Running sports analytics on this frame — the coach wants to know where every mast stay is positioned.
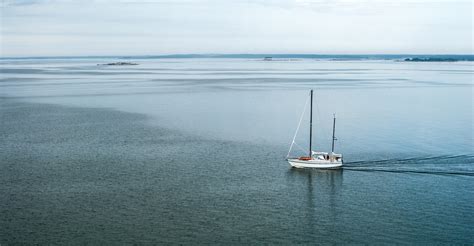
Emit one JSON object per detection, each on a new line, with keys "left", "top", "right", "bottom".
{"left": 309, "top": 89, "right": 313, "bottom": 157}
{"left": 286, "top": 91, "right": 310, "bottom": 159}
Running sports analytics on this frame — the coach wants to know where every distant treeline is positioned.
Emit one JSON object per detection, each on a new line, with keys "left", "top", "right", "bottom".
{"left": 404, "top": 57, "right": 460, "bottom": 62}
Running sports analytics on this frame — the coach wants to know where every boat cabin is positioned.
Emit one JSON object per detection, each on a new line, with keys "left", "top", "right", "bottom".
{"left": 297, "top": 152, "right": 342, "bottom": 162}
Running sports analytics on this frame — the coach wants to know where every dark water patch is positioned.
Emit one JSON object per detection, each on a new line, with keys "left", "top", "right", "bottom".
{"left": 0, "top": 77, "right": 66, "bottom": 83}
{"left": 410, "top": 80, "right": 472, "bottom": 87}
{"left": 0, "top": 83, "right": 466, "bottom": 99}
{"left": 420, "top": 69, "right": 474, "bottom": 73}
{"left": 1, "top": 68, "right": 47, "bottom": 74}
{"left": 52, "top": 66, "right": 375, "bottom": 75}
{"left": 52, "top": 67, "right": 378, "bottom": 72}
{"left": 52, "top": 67, "right": 473, "bottom": 73}
{"left": 151, "top": 78, "right": 383, "bottom": 89}
{"left": 0, "top": 67, "right": 156, "bottom": 76}
{"left": 442, "top": 72, "right": 474, "bottom": 75}
{"left": 0, "top": 80, "right": 152, "bottom": 88}
{"left": 0, "top": 91, "right": 195, "bottom": 99}
{"left": 0, "top": 77, "right": 469, "bottom": 90}
{"left": 150, "top": 77, "right": 369, "bottom": 83}
{"left": 0, "top": 77, "right": 370, "bottom": 87}
{"left": 149, "top": 72, "right": 367, "bottom": 76}
{"left": 0, "top": 99, "right": 286, "bottom": 244}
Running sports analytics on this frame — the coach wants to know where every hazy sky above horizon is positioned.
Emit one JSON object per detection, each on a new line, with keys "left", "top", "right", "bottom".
{"left": 0, "top": 0, "right": 472, "bottom": 56}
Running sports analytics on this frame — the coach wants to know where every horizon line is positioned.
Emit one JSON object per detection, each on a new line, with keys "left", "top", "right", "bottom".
{"left": 1, "top": 53, "right": 474, "bottom": 59}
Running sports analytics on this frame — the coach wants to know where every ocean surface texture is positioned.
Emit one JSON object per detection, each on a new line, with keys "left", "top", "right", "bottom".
{"left": 1, "top": 57, "right": 473, "bottom": 244}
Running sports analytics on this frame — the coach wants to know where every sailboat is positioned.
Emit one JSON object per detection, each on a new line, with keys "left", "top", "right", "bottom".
{"left": 286, "top": 90, "right": 343, "bottom": 169}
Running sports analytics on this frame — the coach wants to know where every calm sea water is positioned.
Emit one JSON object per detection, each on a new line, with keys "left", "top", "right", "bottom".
{"left": 1, "top": 57, "right": 473, "bottom": 244}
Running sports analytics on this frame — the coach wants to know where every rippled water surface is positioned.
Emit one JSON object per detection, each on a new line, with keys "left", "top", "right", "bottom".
{"left": 1, "top": 58, "right": 473, "bottom": 244}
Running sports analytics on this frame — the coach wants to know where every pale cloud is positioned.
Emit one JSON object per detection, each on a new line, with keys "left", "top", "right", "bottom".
{"left": 0, "top": 0, "right": 472, "bottom": 56}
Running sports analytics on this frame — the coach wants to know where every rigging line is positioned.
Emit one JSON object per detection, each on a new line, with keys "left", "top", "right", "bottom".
{"left": 293, "top": 142, "right": 309, "bottom": 155}
{"left": 287, "top": 91, "right": 310, "bottom": 158}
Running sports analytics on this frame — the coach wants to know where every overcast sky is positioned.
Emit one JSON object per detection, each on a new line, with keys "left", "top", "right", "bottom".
{"left": 0, "top": 0, "right": 472, "bottom": 56}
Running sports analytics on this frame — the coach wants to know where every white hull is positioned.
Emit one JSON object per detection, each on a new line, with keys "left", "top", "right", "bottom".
{"left": 288, "top": 158, "right": 343, "bottom": 169}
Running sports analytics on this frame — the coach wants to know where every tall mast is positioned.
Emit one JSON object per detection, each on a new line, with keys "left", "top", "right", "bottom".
{"left": 309, "top": 90, "right": 313, "bottom": 157}
{"left": 331, "top": 114, "right": 336, "bottom": 153}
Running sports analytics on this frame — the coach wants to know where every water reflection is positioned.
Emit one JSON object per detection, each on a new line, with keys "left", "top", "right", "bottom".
{"left": 286, "top": 168, "right": 343, "bottom": 235}
{"left": 286, "top": 168, "right": 343, "bottom": 194}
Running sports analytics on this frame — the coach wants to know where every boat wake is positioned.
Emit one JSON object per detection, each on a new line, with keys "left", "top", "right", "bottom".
{"left": 343, "top": 155, "right": 474, "bottom": 177}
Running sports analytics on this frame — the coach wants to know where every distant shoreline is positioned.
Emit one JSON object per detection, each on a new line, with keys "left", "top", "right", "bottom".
{"left": 1, "top": 54, "right": 473, "bottom": 61}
